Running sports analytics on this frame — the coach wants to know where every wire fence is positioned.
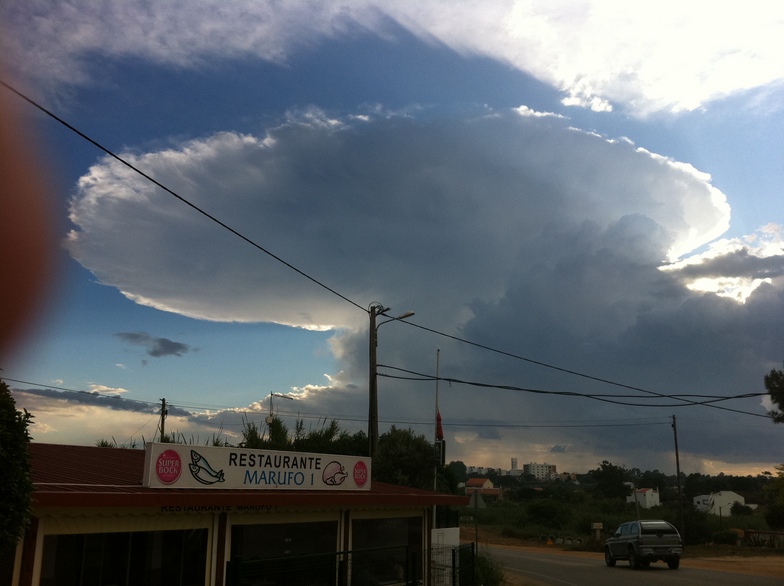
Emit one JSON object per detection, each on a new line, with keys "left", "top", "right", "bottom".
{"left": 227, "top": 542, "right": 475, "bottom": 586}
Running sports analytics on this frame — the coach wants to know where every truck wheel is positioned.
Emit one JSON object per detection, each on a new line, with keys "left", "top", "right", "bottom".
{"left": 667, "top": 558, "right": 680, "bottom": 569}
{"left": 604, "top": 548, "right": 616, "bottom": 567}
{"left": 628, "top": 548, "right": 640, "bottom": 569}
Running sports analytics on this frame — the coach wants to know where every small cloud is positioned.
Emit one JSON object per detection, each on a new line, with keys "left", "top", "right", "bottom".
{"left": 514, "top": 105, "right": 565, "bottom": 119}
{"left": 115, "top": 363, "right": 127, "bottom": 369}
{"left": 115, "top": 332, "right": 191, "bottom": 358}
{"left": 550, "top": 444, "right": 569, "bottom": 453}
{"left": 32, "top": 421, "right": 56, "bottom": 434}
{"left": 87, "top": 384, "right": 128, "bottom": 395}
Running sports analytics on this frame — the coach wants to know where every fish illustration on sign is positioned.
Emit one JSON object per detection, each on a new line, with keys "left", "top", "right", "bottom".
{"left": 189, "top": 450, "right": 225, "bottom": 485}
{"left": 322, "top": 461, "right": 348, "bottom": 486}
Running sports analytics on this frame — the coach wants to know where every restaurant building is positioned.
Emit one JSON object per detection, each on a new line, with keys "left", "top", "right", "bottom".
{"left": 5, "top": 442, "right": 467, "bottom": 586}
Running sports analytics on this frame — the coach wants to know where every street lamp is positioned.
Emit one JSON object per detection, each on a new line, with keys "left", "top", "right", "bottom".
{"left": 266, "top": 392, "right": 294, "bottom": 425}
{"left": 368, "top": 303, "right": 415, "bottom": 458}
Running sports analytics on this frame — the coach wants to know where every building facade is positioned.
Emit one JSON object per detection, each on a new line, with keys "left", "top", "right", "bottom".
{"left": 626, "top": 488, "right": 660, "bottom": 509}
{"left": 693, "top": 491, "right": 752, "bottom": 516}
{"left": 6, "top": 443, "right": 467, "bottom": 586}
{"left": 523, "top": 462, "right": 556, "bottom": 481}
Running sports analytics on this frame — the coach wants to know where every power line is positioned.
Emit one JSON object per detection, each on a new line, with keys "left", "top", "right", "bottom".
{"left": 396, "top": 319, "right": 734, "bottom": 403}
{"left": 0, "top": 80, "right": 772, "bottom": 416}
{"left": 0, "top": 79, "right": 366, "bottom": 315}
{"left": 378, "top": 364, "right": 771, "bottom": 417}
{"left": 5, "top": 377, "right": 160, "bottom": 408}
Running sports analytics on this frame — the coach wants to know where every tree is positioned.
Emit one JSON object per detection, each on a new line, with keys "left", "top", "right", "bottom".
{"left": 373, "top": 426, "right": 437, "bottom": 490}
{"left": 590, "top": 460, "right": 630, "bottom": 499}
{"left": 237, "top": 416, "right": 294, "bottom": 450}
{"left": 0, "top": 380, "right": 34, "bottom": 553}
{"left": 730, "top": 501, "right": 753, "bottom": 516}
{"left": 526, "top": 499, "right": 572, "bottom": 529}
{"left": 293, "top": 419, "right": 366, "bottom": 455}
{"left": 762, "top": 364, "right": 784, "bottom": 527}
{"left": 238, "top": 417, "right": 265, "bottom": 449}
{"left": 764, "top": 464, "right": 784, "bottom": 529}
{"left": 446, "top": 460, "right": 468, "bottom": 484}
{"left": 764, "top": 361, "right": 784, "bottom": 423}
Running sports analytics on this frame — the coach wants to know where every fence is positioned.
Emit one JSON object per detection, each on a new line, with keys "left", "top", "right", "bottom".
{"left": 227, "top": 542, "right": 475, "bottom": 586}
{"left": 431, "top": 542, "right": 475, "bottom": 586}
{"left": 227, "top": 544, "right": 418, "bottom": 586}
{"left": 744, "top": 530, "right": 784, "bottom": 548}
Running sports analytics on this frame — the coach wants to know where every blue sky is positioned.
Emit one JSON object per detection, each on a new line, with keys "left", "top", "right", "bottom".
{"left": 3, "top": 1, "right": 784, "bottom": 476}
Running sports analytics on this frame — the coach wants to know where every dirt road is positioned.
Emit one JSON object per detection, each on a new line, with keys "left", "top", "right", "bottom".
{"left": 491, "top": 544, "right": 784, "bottom": 583}
{"left": 467, "top": 527, "right": 783, "bottom": 582}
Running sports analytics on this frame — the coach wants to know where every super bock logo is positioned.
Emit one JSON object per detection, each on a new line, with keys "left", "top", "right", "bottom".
{"left": 189, "top": 450, "right": 225, "bottom": 485}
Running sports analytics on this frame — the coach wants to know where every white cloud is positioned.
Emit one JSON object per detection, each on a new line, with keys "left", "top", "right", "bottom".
{"left": 4, "top": 1, "right": 784, "bottom": 115}
{"left": 87, "top": 384, "right": 129, "bottom": 395}
{"left": 59, "top": 107, "right": 784, "bottom": 472}
{"left": 661, "top": 224, "right": 784, "bottom": 301}
{"left": 66, "top": 109, "right": 730, "bottom": 331}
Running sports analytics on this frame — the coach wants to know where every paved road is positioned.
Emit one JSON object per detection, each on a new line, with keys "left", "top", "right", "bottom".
{"left": 487, "top": 545, "right": 782, "bottom": 586}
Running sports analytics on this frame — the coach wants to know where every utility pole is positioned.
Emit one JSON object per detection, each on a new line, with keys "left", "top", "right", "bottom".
{"left": 368, "top": 304, "right": 382, "bottom": 458}
{"left": 367, "top": 303, "right": 415, "bottom": 458}
{"left": 672, "top": 415, "right": 685, "bottom": 544}
{"left": 159, "top": 398, "right": 167, "bottom": 442}
{"left": 433, "top": 349, "right": 440, "bottom": 527}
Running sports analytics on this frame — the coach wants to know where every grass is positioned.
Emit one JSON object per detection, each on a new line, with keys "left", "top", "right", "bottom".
{"left": 683, "top": 544, "right": 784, "bottom": 558}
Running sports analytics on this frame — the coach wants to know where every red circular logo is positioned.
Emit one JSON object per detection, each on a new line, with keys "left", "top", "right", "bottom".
{"left": 353, "top": 461, "right": 368, "bottom": 487}
{"left": 156, "top": 449, "right": 182, "bottom": 485}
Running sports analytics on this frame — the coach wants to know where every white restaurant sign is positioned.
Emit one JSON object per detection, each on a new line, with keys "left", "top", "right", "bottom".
{"left": 143, "top": 442, "right": 371, "bottom": 491}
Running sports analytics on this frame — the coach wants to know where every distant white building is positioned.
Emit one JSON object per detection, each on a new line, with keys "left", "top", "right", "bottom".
{"left": 693, "top": 491, "right": 755, "bottom": 515}
{"left": 511, "top": 457, "right": 518, "bottom": 471}
{"left": 627, "top": 487, "right": 660, "bottom": 509}
{"left": 523, "top": 462, "right": 556, "bottom": 480}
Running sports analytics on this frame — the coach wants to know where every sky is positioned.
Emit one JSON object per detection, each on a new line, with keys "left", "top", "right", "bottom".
{"left": 2, "top": 1, "right": 784, "bottom": 477}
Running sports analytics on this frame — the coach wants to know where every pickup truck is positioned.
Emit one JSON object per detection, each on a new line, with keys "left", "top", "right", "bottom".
{"left": 604, "top": 519, "right": 682, "bottom": 569}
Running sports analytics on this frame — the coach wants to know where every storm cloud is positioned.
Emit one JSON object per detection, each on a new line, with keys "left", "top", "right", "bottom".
{"left": 116, "top": 332, "right": 191, "bottom": 358}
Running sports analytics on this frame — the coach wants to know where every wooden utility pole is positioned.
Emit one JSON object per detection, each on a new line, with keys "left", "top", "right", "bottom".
{"left": 160, "top": 398, "right": 168, "bottom": 442}
{"left": 672, "top": 415, "right": 685, "bottom": 543}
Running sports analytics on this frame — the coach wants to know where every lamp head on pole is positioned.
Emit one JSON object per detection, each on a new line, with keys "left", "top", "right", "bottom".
{"left": 367, "top": 303, "right": 415, "bottom": 458}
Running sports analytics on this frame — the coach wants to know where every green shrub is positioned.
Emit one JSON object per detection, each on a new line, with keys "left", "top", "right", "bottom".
{"left": 712, "top": 530, "right": 739, "bottom": 545}
{"left": 730, "top": 502, "right": 753, "bottom": 516}
{"left": 500, "top": 526, "right": 526, "bottom": 539}
{"left": 526, "top": 499, "right": 571, "bottom": 530}
{"left": 475, "top": 551, "right": 504, "bottom": 586}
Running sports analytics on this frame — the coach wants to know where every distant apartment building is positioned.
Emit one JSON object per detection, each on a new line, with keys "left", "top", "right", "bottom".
{"left": 523, "top": 462, "right": 556, "bottom": 480}
{"left": 511, "top": 457, "right": 518, "bottom": 471}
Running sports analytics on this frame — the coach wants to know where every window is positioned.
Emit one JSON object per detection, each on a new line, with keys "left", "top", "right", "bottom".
{"left": 40, "top": 528, "right": 208, "bottom": 586}
{"left": 351, "top": 517, "right": 422, "bottom": 584}
{"left": 641, "top": 522, "right": 678, "bottom": 535}
{"left": 229, "top": 521, "right": 339, "bottom": 585}
{"left": 230, "top": 521, "right": 338, "bottom": 560}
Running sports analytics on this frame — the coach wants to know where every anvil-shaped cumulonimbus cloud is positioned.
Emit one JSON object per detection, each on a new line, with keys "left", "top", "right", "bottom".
{"left": 67, "top": 110, "right": 730, "bottom": 331}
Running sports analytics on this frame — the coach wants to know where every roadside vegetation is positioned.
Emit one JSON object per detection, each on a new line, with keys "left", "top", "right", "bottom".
{"left": 451, "top": 459, "right": 784, "bottom": 557}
